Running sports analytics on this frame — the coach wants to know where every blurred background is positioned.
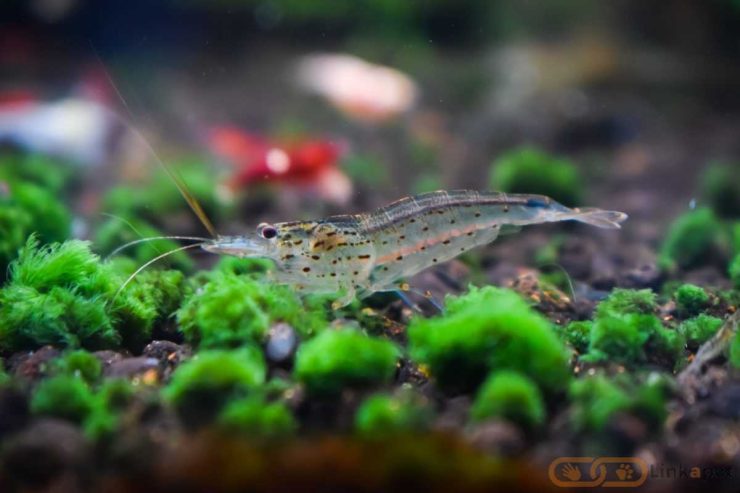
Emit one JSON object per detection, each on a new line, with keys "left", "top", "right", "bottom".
{"left": 1, "top": 0, "right": 739, "bottom": 275}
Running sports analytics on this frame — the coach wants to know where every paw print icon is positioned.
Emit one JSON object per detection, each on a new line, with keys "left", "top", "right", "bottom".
{"left": 616, "top": 463, "right": 635, "bottom": 481}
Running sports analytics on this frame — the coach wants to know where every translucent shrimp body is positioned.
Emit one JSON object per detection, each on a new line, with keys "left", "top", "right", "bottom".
{"left": 203, "top": 190, "right": 627, "bottom": 307}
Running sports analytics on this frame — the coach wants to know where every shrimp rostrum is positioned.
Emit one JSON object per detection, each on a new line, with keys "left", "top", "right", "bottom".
{"left": 201, "top": 190, "right": 627, "bottom": 308}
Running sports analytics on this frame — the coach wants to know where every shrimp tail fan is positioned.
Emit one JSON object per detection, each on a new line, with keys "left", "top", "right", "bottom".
{"left": 571, "top": 207, "right": 628, "bottom": 229}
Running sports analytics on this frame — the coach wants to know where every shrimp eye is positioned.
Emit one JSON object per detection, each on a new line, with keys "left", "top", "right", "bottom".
{"left": 258, "top": 223, "right": 278, "bottom": 239}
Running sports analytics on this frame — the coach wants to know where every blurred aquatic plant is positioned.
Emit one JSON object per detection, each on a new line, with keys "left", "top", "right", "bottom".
{"left": 0, "top": 181, "right": 72, "bottom": 280}
{"left": 218, "top": 395, "right": 297, "bottom": 438}
{"left": 94, "top": 216, "right": 195, "bottom": 272}
{"left": 569, "top": 373, "right": 669, "bottom": 433}
{"left": 30, "top": 375, "right": 96, "bottom": 424}
{"left": 294, "top": 328, "right": 400, "bottom": 397}
{"left": 102, "top": 159, "right": 225, "bottom": 229}
{"left": 470, "top": 370, "right": 546, "bottom": 430}
{"left": 658, "top": 208, "right": 727, "bottom": 271}
{"left": 0, "top": 153, "right": 74, "bottom": 194}
{"left": 164, "top": 347, "right": 267, "bottom": 427}
{"left": 408, "top": 286, "right": 570, "bottom": 394}
{"left": 50, "top": 350, "right": 103, "bottom": 385}
{"left": 354, "top": 390, "right": 433, "bottom": 436}
{"left": 701, "top": 162, "right": 740, "bottom": 219}
{"left": 489, "top": 147, "right": 583, "bottom": 207}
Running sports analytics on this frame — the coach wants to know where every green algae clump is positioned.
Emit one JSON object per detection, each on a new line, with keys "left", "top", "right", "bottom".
{"left": 560, "top": 320, "right": 592, "bottom": 353}
{"left": 354, "top": 392, "right": 433, "bottom": 436}
{"left": 0, "top": 236, "right": 186, "bottom": 353}
{"left": 0, "top": 181, "right": 71, "bottom": 279}
{"left": 569, "top": 374, "right": 669, "bottom": 433}
{"left": 178, "top": 272, "right": 327, "bottom": 348}
{"left": 294, "top": 329, "right": 400, "bottom": 397}
{"left": 678, "top": 314, "right": 723, "bottom": 350}
{"left": 164, "top": 347, "right": 266, "bottom": 427}
{"left": 408, "top": 286, "right": 570, "bottom": 394}
{"left": 30, "top": 375, "right": 96, "bottom": 424}
{"left": 218, "top": 396, "right": 297, "bottom": 438}
{"left": 51, "top": 350, "right": 102, "bottom": 384}
{"left": 0, "top": 237, "right": 119, "bottom": 351}
{"left": 470, "top": 371, "right": 546, "bottom": 430}
{"left": 701, "top": 163, "right": 740, "bottom": 218}
{"left": 596, "top": 288, "right": 657, "bottom": 318}
{"left": 658, "top": 208, "right": 725, "bottom": 271}
{"left": 489, "top": 147, "right": 583, "bottom": 207}
{"left": 674, "top": 284, "right": 710, "bottom": 317}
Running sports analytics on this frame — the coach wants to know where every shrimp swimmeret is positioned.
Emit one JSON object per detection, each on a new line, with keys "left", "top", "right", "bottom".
{"left": 196, "top": 190, "right": 627, "bottom": 308}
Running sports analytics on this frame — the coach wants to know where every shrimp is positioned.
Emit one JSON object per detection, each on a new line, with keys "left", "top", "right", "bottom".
{"left": 201, "top": 190, "right": 627, "bottom": 308}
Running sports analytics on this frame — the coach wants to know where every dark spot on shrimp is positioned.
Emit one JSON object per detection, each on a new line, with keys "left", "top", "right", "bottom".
{"left": 294, "top": 240, "right": 304, "bottom": 246}
{"left": 330, "top": 273, "right": 337, "bottom": 277}
{"left": 467, "top": 232, "right": 474, "bottom": 236}
{"left": 475, "top": 212, "right": 481, "bottom": 218}
{"left": 358, "top": 254, "right": 371, "bottom": 260}
{"left": 303, "top": 267, "right": 311, "bottom": 273}
{"left": 311, "top": 255, "right": 320, "bottom": 260}
{"left": 432, "top": 258, "right": 438, "bottom": 263}
{"left": 422, "top": 226, "right": 429, "bottom": 232}
{"left": 442, "top": 240, "right": 451, "bottom": 245}
{"left": 396, "top": 255, "right": 403, "bottom": 261}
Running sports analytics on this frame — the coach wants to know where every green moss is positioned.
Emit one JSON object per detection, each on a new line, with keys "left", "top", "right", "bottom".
{"left": 730, "top": 253, "right": 740, "bottom": 289}
{"left": 489, "top": 147, "right": 583, "bottom": 206}
{"left": 561, "top": 321, "right": 592, "bottom": 353}
{"left": 0, "top": 237, "right": 136, "bottom": 352}
{"left": 0, "top": 181, "right": 71, "bottom": 279}
{"left": 112, "top": 269, "right": 185, "bottom": 351}
{"left": 83, "top": 379, "right": 137, "bottom": 441}
{"left": 94, "top": 217, "right": 194, "bottom": 272}
{"left": 354, "top": 392, "right": 433, "bottom": 436}
{"left": 569, "top": 374, "right": 669, "bottom": 433}
{"left": 0, "top": 153, "right": 73, "bottom": 193}
{"left": 218, "top": 396, "right": 297, "bottom": 438}
{"left": 102, "top": 160, "right": 225, "bottom": 227}
{"left": 584, "top": 314, "right": 684, "bottom": 368}
{"left": 658, "top": 208, "right": 725, "bottom": 271}
{"left": 164, "top": 348, "right": 266, "bottom": 425}
{"left": 583, "top": 316, "right": 647, "bottom": 365}
{"left": 596, "top": 288, "right": 657, "bottom": 318}
{"left": 701, "top": 163, "right": 740, "bottom": 218}
{"left": 294, "top": 328, "right": 400, "bottom": 396}
{"left": 678, "top": 314, "right": 723, "bottom": 349}
{"left": 470, "top": 371, "right": 546, "bottom": 430}
{"left": 674, "top": 284, "right": 710, "bottom": 317}
{"left": 177, "top": 272, "right": 326, "bottom": 348}
{"left": 408, "top": 286, "right": 570, "bottom": 394}
{"left": 30, "top": 375, "right": 96, "bottom": 423}
{"left": 51, "top": 350, "right": 102, "bottom": 384}
{"left": 0, "top": 284, "right": 117, "bottom": 351}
